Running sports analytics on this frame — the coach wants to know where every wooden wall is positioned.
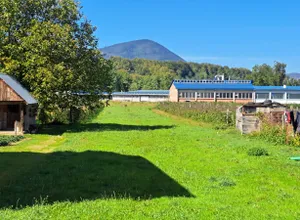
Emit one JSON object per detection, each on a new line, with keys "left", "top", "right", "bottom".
{"left": 0, "top": 79, "right": 24, "bottom": 102}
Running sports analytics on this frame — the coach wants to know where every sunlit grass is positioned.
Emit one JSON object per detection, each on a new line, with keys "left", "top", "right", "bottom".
{"left": 0, "top": 102, "right": 299, "bottom": 219}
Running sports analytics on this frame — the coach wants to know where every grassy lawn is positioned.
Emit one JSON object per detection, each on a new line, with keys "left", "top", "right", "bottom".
{"left": 0, "top": 103, "right": 299, "bottom": 219}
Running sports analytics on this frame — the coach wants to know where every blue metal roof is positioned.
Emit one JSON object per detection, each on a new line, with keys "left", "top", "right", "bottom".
{"left": 0, "top": 74, "right": 37, "bottom": 104}
{"left": 173, "top": 82, "right": 255, "bottom": 91}
{"left": 254, "top": 86, "right": 300, "bottom": 91}
{"left": 173, "top": 80, "right": 300, "bottom": 92}
{"left": 113, "top": 90, "right": 169, "bottom": 96}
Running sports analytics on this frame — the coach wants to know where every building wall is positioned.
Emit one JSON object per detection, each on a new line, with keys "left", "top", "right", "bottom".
{"left": 169, "top": 84, "right": 178, "bottom": 102}
{"left": 0, "top": 79, "right": 24, "bottom": 102}
{"left": 112, "top": 95, "right": 168, "bottom": 102}
{"left": 175, "top": 89, "right": 254, "bottom": 103}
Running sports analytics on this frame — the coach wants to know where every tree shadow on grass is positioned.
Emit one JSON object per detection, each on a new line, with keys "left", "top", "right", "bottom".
{"left": 39, "top": 123, "right": 175, "bottom": 136}
{"left": 0, "top": 151, "right": 193, "bottom": 209}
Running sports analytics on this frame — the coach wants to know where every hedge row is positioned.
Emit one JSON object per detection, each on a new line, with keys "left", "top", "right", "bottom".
{"left": 0, "top": 136, "right": 24, "bottom": 146}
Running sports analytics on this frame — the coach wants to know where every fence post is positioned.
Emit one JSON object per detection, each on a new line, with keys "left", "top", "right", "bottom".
{"left": 226, "top": 109, "right": 229, "bottom": 124}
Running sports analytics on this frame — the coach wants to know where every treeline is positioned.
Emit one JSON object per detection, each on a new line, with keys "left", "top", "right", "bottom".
{"left": 110, "top": 57, "right": 300, "bottom": 91}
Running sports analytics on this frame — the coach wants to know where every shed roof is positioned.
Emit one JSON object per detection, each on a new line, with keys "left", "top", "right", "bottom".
{"left": 0, "top": 74, "right": 37, "bottom": 104}
{"left": 243, "top": 100, "right": 286, "bottom": 108}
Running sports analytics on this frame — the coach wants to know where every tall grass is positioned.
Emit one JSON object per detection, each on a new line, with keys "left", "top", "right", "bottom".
{"left": 156, "top": 102, "right": 238, "bottom": 127}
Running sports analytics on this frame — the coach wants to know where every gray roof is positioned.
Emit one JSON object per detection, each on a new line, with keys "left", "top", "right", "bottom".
{"left": 0, "top": 74, "right": 38, "bottom": 104}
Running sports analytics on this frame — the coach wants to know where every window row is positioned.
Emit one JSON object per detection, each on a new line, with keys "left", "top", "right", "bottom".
{"left": 256, "top": 93, "right": 300, "bottom": 100}
{"left": 179, "top": 92, "right": 253, "bottom": 100}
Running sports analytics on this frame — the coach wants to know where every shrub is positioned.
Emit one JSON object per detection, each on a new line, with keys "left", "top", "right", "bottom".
{"left": 0, "top": 136, "right": 24, "bottom": 146}
{"left": 250, "top": 120, "right": 286, "bottom": 146}
{"left": 290, "top": 135, "right": 300, "bottom": 148}
{"left": 248, "top": 147, "right": 269, "bottom": 156}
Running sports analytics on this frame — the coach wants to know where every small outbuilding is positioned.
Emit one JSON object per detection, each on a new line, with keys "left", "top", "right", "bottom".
{"left": 0, "top": 74, "right": 38, "bottom": 134}
{"left": 236, "top": 100, "right": 286, "bottom": 134}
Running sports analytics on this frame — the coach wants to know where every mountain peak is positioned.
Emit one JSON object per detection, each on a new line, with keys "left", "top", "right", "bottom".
{"left": 100, "top": 39, "right": 185, "bottom": 62}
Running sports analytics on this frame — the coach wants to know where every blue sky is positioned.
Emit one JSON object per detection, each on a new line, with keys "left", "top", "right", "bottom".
{"left": 80, "top": 0, "right": 300, "bottom": 72}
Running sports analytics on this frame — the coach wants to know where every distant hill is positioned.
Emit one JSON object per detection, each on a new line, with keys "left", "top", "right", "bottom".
{"left": 100, "top": 39, "right": 185, "bottom": 62}
{"left": 288, "top": 73, "right": 300, "bottom": 79}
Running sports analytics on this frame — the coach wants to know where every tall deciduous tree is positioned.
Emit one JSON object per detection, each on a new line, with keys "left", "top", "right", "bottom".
{"left": 273, "top": 62, "right": 287, "bottom": 86}
{"left": 0, "top": 0, "right": 112, "bottom": 123}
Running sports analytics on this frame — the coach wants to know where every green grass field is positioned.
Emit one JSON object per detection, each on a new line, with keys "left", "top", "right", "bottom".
{"left": 0, "top": 103, "right": 299, "bottom": 219}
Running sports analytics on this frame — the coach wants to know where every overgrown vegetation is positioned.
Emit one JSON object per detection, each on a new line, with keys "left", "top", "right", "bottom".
{"left": 156, "top": 102, "right": 237, "bottom": 127}
{"left": 250, "top": 123, "right": 287, "bottom": 146}
{"left": 0, "top": 136, "right": 24, "bottom": 146}
{"left": 47, "top": 101, "right": 105, "bottom": 125}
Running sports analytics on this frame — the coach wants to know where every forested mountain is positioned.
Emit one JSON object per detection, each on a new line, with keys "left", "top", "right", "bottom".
{"left": 101, "top": 39, "right": 185, "bottom": 62}
{"left": 288, "top": 73, "right": 300, "bottom": 79}
{"left": 110, "top": 57, "right": 299, "bottom": 91}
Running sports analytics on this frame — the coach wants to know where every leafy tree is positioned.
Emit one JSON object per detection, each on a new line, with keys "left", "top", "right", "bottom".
{"left": 0, "top": 0, "right": 112, "bottom": 123}
{"left": 249, "top": 62, "right": 287, "bottom": 86}
{"left": 273, "top": 62, "right": 287, "bottom": 86}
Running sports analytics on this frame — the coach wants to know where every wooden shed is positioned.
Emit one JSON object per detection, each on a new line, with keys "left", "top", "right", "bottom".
{"left": 0, "top": 74, "right": 38, "bottom": 135}
{"left": 236, "top": 100, "right": 286, "bottom": 134}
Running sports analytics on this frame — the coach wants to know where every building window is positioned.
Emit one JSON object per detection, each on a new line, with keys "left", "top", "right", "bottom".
{"left": 288, "top": 93, "right": 300, "bottom": 99}
{"left": 216, "top": 92, "right": 234, "bottom": 99}
{"left": 271, "top": 93, "right": 284, "bottom": 99}
{"left": 235, "top": 93, "right": 253, "bottom": 99}
{"left": 256, "top": 93, "right": 269, "bottom": 100}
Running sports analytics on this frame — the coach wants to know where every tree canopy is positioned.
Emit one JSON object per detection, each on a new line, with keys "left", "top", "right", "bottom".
{"left": 110, "top": 57, "right": 298, "bottom": 91}
{"left": 0, "top": 0, "right": 112, "bottom": 123}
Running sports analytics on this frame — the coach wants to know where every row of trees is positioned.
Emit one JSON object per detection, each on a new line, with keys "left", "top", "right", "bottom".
{"left": 111, "top": 57, "right": 299, "bottom": 91}
{"left": 0, "top": 0, "right": 113, "bottom": 123}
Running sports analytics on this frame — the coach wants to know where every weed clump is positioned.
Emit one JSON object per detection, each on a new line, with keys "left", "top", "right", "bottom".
{"left": 248, "top": 147, "right": 269, "bottom": 156}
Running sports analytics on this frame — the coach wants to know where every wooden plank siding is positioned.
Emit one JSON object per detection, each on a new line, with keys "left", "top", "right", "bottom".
{"left": 0, "top": 79, "right": 24, "bottom": 102}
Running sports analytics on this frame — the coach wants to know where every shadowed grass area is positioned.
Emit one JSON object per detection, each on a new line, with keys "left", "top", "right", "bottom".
{"left": 0, "top": 151, "right": 192, "bottom": 209}
{"left": 39, "top": 123, "right": 175, "bottom": 135}
{"left": 0, "top": 103, "right": 299, "bottom": 219}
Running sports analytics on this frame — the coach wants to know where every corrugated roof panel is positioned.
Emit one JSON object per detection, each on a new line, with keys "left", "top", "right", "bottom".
{"left": 0, "top": 74, "right": 38, "bottom": 104}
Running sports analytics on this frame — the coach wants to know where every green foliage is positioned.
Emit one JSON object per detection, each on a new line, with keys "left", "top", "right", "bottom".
{"left": 110, "top": 57, "right": 292, "bottom": 91}
{"left": 251, "top": 123, "right": 286, "bottom": 145}
{"left": 48, "top": 101, "right": 104, "bottom": 124}
{"left": 0, "top": 136, "right": 24, "bottom": 146}
{"left": 290, "top": 135, "right": 300, "bottom": 148}
{"left": 247, "top": 147, "right": 269, "bottom": 156}
{"left": 110, "top": 57, "right": 252, "bottom": 91}
{"left": 0, "top": 0, "right": 113, "bottom": 123}
{"left": 249, "top": 62, "right": 288, "bottom": 86}
{"left": 156, "top": 102, "right": 237, "bottom": 127}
